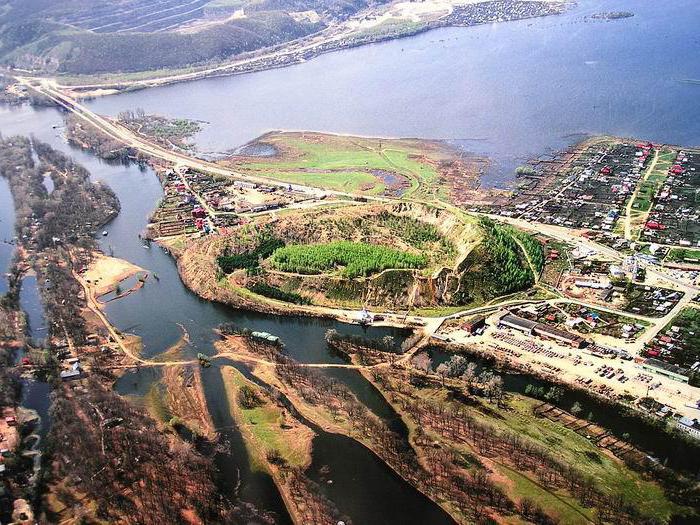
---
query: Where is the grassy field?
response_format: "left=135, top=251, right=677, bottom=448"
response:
left=226, top=131, right=463, bottom=199
left=629, top=148, right=678, bottom=239
left=222, top=366, right=313, bottom=471
left=665, top=247, right=700, bottom=262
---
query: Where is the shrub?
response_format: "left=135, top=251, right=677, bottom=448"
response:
left=238, top=385, right=265, bottom=409
left=247, top=282, right=311, bottom=305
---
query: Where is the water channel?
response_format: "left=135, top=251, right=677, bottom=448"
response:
left=2, top=0, right=700, bottom=518
left=0, top=104, right=455, bottom=523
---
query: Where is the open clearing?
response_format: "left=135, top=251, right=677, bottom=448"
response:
left=223, top=131, right=485, bottom=202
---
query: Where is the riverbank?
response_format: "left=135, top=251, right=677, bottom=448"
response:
left=18, top=0, right=568, bottom=98
left=214, top=329, right=697, bottom=524
left=81, top=253, right=144, bottom=296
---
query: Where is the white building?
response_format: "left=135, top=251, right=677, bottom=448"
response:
left=677, top=417, right=700, bottom=440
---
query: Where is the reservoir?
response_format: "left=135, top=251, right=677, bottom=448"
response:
left=1, top=0, right=700, bottom=519
left=85, top=0, right=700, bottom=185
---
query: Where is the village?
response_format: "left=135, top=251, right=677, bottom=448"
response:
left=148, top=165, right=332, bottom=239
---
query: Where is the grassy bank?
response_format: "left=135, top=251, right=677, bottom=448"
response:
left=225, top=131, right=476, bottom=200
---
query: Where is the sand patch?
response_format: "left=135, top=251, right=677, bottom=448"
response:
left=83, top=254, right=144, bottom=296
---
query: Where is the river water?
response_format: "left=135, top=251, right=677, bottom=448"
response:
left=0, top=177, right=14, bottom=294
left=2, top=0, right=700, bottom=519
left=85, top=0, right=700, bottom=186
left=0, top=104, right=455, bottom=523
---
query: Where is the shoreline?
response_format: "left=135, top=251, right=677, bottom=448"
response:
left=8, top=1, right=569, bottom=98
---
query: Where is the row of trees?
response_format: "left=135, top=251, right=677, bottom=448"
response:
left=413, top=351, right=506, bottom=404
left=379, top=369, right=656, bottom=525
left=270, top=240, right=427, bottom=278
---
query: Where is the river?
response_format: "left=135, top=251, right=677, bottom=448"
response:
left=84, top=0, right=700, bottom=186
left=2, top=0, right=700, bottom=519
left=0, top=103, right=455, bottom=524
left=0, top=176, right=14, bottom=295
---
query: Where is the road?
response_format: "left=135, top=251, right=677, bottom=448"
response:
left=30, top=79, right=699, bottom=420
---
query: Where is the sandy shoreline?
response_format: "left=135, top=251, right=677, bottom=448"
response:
left=83, top=253, right=145, bottom=296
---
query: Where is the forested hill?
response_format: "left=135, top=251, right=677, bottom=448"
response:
left=0, top=0, right=387, bottom=75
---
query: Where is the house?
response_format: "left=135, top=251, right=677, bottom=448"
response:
left=60, top=362, right=83, bottom=382
left=677, top=417, right=700, bottom=439
left=462, top=315, right=486, bottom=334
left=574, top=279, right=611, bottom=290
left=251, top=331, right=281, bottom=344
left=670, top=165, right=684, bottom=175
left=498, top=314, right=538, bottom=335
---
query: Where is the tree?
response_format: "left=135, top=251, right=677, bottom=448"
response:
left=412, top=352, right=432, bottom=374
left=544, top=386, right=563, bottom=404
left=436, top=362, right=449, bottom=386
left=515, top=165, right=536, bottom=176
left=485, top=375, right=504, bottom=404
left=461, top=362, right=478, bottom=393
left=445, top=355, right=468, bottom=378
left=570, top=401, right=583, bottom=416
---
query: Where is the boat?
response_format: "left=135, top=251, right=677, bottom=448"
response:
left=102, top=230, right=108, bottom=236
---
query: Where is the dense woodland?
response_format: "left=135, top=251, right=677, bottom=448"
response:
left=455, top=217, right=538, bottom=304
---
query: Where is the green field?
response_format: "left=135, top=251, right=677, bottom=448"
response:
left=631, top=148, right=677, bottom=213
left=223, top=367, right=310, bottom=470
left=665, top=247, right=700, bottom=262
left=270, top=240, right=427, bottom=277
left=227, top=132, right=455, bottom=199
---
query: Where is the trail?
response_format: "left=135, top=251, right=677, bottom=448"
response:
left=511, top=234, right=541, bottom=285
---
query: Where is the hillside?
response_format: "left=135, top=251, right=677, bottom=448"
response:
left=0, top=1, right=328, bottom=74
left=0, top=0, right=399, bottom=74
left=177, top=202, right=543, bottom=313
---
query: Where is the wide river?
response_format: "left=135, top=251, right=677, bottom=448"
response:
left=85, top=0, right=700, bottom=185
left=1, top=0, right=700, bottom=521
